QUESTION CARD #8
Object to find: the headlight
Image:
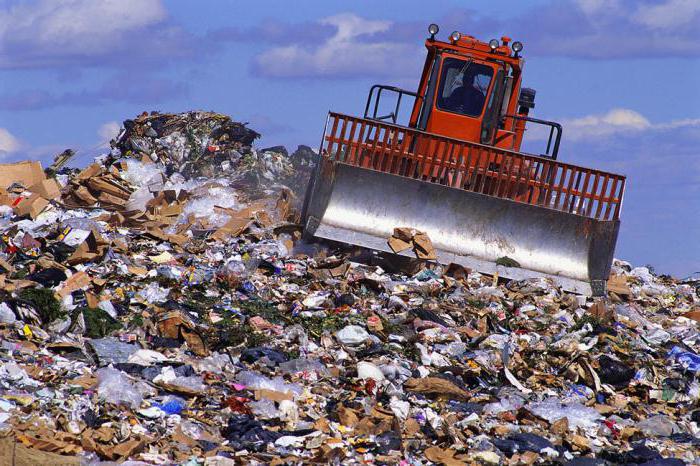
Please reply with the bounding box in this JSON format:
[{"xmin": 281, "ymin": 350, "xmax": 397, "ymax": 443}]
[
  {"xmin": 450, "ymin": 31, "xmax": 461, "ymax": 42},
  {"xmin": 428, "ymin": 24, "xmax": 439, "ymax": 36},
  {"xmin": 512, "ymin": 41, "xmax": 523, "ymax": 53},
  {"xmin": 489, "ymin": 39, "xmax": 499, "ymax": 50}
]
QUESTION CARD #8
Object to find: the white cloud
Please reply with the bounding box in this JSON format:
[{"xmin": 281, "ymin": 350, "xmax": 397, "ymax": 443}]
[
  {"xmin": 0, "ymin": 0, "xmax": 191, "ymax": 68},
  {"xmin": 564, "ymin": 108, "xmax": 651, "ymax": 140},
  {"xmin": 512, "ymin": 0, "xmax": 700, "ymax": 59},
  {"xmin": 0, "ymin": 127, "xmax": 21, "ymax": 155},
  {"xmin": 253, "ymin": 13, "xmax": 422, "ymax": 79},
  {"xmin": 98, "ymin": 121, "xmax": 121, "ymax": 144},
  {"xmin": 323, "ymin": 13, "xmax": 390, "ymax": 41},
  {"xmin": 575, "ymin": 0, "xmax": 622, "ymax": 16},
  {"xmin": 529, "ymin": 108, "xmax": 700, "ymax": 141},
  {"xmin": 0, "ymin": 0, "xmax": 165, "ymax": 52},
  {"xmin": 656, "ymin": 118, "xmax": 700, "ymax": 129},
  {"xmin": 633, "ymin": 0, "xmax": 700, "ymax": 29}
]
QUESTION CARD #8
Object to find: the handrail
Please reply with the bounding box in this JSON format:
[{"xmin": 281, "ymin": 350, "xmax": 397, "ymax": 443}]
[
  {"xmin": 321, "ymin": 112, "xmax": 625, "ymax": 221},
  {"xmin": 363, "ymin": 85, "xmax": 422, "ymax": 124},
  {"xmin": 503, "ymin": 114, "xmax": 562, "ymax": 160}
]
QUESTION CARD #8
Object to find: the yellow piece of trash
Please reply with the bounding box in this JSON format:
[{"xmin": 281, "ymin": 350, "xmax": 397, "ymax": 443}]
[
  {"xmin": 149, "ymin": 251, "xmax": 174, "ymax": 264},
  {"xmin": 22, "ymin": 324, "xmax": 33, "ymax": 339}
]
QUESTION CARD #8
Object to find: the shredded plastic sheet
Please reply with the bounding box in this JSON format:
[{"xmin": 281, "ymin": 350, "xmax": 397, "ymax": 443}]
[
  {"xmin": 181, "ymin": 185, "xmax": 240, "ymax": 227},
  {"xmin": 528, "ymin": 399, "xmax": 602, "ymax": 430},
  {"xmin": 235, "ymin": 371, "xmax": 302, "ymax": 396},
  {"xmin": 121, "ymin": 160, "xmax": 166, "ymax": 190}
]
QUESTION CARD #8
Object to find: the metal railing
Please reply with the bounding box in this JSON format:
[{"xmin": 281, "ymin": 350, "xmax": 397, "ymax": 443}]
[
  {"xmin": 363, "ymin": 85, "xmax": 421, "ymax": 124},
  {"xmin": 322, "ymin": 112, "xmax": 625, "ymax": 221},
  {"xmin": 503, "ymin": 114, "xmax": 562, "ymax": 159}
]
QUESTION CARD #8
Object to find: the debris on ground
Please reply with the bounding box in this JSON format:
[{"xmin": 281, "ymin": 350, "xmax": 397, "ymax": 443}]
[
  {"xmin": 388, "ymin": 227, "xmax": 437, "ymax": 260},
  {"xmin": 0, "ymin": 110, "xmax": 698, "ymax": 465}
]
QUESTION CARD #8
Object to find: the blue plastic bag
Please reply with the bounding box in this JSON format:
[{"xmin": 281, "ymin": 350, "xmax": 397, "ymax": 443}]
[
  {"xmin": 153, "ymin": 396, "xmax": 187, "ymax": 415},
  {"xmin": 668, "ymin": 346, "xmax": 700, "ymax": 372}
]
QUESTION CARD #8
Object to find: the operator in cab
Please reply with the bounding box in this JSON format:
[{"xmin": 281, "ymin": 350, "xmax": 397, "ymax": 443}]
[{"xmin": 438, "ymin": 60, "xmax": 492, "ymax": 117}]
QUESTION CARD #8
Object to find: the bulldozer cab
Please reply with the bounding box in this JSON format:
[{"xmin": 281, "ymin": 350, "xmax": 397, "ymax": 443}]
[
  {"xmin": 367, "ymin": 32, "xmax": 561, "ymax": 160},
  {"xmin": 302, "ymin": 26, "xmax": 626, "ymax": 296}
]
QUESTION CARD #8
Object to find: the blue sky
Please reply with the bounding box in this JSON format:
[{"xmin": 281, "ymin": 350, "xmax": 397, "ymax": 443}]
[{"xmin": 0, "ymin": 0, "xmax": 698, "ymax": 277}]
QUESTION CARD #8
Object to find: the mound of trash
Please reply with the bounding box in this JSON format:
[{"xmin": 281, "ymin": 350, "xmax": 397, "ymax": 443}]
[
  {"xmin": 0, "ymin": 111, "xmax": 698, "ymax": 465},
  {"xmin": 115, "ymin": 111, "xmax": 260, "ymax": 178}
]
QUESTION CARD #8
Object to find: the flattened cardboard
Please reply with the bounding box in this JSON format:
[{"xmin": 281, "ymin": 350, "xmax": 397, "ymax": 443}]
[
  {"xmin": 393, "ymin": 227, "xmax": 415, "ymax": 242},
  {"xmin": 413, "ymin": 232, "xmax": 437, "ymax": 260},
  {"xmin": 97, "ymin": 191, "xmax": 128, "ymax": 206},
  {"xmin": 75, "ymin": 163, "xmax": 102, "ymax": 181},
  {"xmin": 0, "ymin": 257, "xmax": 14, "ymax": 273},
  {"xmin": 388, "ymin": 227, "xmax": 436, "ymax": 259},
  {"xmin": 0, "ymin": 187, "xmax": 11, "ymax": 207},
  {"xmin": 29, "ymin": 178, "xmax": 61, "ymax": 200},
  {"xmin": 56, "ymin": 271, "xmax": 91, "ymax": 298},
  {"xmin": 145, "ymin": 227, "xmax": 188, "ymax": 246},
  {"xmin": 66, "ymin": 230, "xmax": 108, "ymax": 265},
  {"xmin": 0, "ymin": 161, "xmax": 45, "ymax": 190},
  {"xmin": 211, "ymin": 216, "xmax": 253, "ymax": 241},
  {"xmin": 73, "ymin": 186, "xmax": 97, "ymax": 204},
  {"xmin": 156, "ymin": 203, "xmax": 183, "ymax": 217},
  {"xmin": 254, "ymin": 388, "xmax": 293, "ymax": 402},
  {"xmin": 388, "ymin": 235, "xmax": 412, "ymax": 253},
  {"xmin": 86, "ymin": 177, "xmax": 130, "ymax": 199},
  {"xmin": 607, "ymin": 274, "xmax": 631, "ymax": 296}
]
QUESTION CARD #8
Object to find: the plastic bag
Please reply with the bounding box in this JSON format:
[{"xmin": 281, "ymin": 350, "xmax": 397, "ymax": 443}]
[
  {"xmin": 335, "ymin": 325, "xmax": 370, "ymax": 345},
  {"xmin": 250, "ymin": 240, "xmax": 289, "ymax": 259},
  {"xmin": 357, "ymin": 361, "xmax": 385, "ymax": 381},
  {"xmin": 88, "ymin": 338, "xmax": 139, "ymax": 365},
  {"xmin": 249, "ymin": 399, "xmax": 279, "ymax": 419},
  {"xmin": 668, "ymin": 346, "xmax": 700, "ymax": 372},
  {"xmin": 0, "ymin": 303, "xmax": 16, "ymax": 324},
  {"xmin": 235, "ymin": 371, "xmax": 301, "ymax": 396},
  {"xmin": 137, "ymin": 282, "xmax": 170, "ymax": 303},
  {"xmin": 127, "ymin": 349, "xmax": 168, "ymax": 366},
  {"xmin": 126, "ymin": 186, "xmax": 154, "ymax": 212},
  {"xmin": 153, "ymin": 366, "xmax": 207, "ymax": 392},
  {"xmin": 279, "ymin": 358, "xmax": 328, "ymax": 376},
  {"xmin": 153, "ymin": 396, "xmax": 187, "ymax": 415},
  {"xmin": 484, "ymin": 394, "xmax": 525, "ymax": 414},
  {"xmin": 528, "ymin": 399, "xmax": 601, "ymax": 430},
  {"xmin": 96, "ymin": 367, "xmax": 143, "ymax": 409}
]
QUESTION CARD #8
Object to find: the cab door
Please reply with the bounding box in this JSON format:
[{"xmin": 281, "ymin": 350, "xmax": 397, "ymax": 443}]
[
  {"xmin": 424, "ymin": 56, "xmax": 496, "ymax": 142},
  {"xmin": 416, "ymin": 56, "xmax": 497, "ymax": 179}
]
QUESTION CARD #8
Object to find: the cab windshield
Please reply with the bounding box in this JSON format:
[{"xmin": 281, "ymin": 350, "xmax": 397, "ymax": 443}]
[{"xmin": 436, "ymin": 58, "xmax": 494, "ymax": 117}]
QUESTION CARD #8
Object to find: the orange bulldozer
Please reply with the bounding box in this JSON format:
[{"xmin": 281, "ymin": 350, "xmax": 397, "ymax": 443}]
[{"xmin": 302, "ymin": 25, "xmax": 625, "ymax": 295}]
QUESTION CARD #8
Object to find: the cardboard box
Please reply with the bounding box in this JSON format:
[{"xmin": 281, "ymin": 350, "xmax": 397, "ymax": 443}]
[
  {"xmin": 75, "ymin": 163, "xmax": 102, "ymax": 182},
  {"xmin": 13, "ymin": 193, "xmax": 49, "ymax": 219},
  {"xmin": 0, "ymin": 187, "xmax": 11, "ymax": 207},
  {"xmin": 0, "ymin": 161, "xmax": 45, "ymax": 189},
  {"xmin": 29, "ymin": 178, "xmax": 61, "ymax": 200},
  {"xmin": 607, "ymin": 274, "xmax": 631, "ymax": 296}
]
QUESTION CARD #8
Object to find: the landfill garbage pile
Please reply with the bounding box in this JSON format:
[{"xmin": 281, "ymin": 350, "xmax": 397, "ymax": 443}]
[
  {"xmin": 0, "ymin": 111, "xmax": 699, "ymax": 465},
  {"xmin": 110, "ymin": 111, "xmax": 313, "ymax": 201},
  {"xmin": 114, "ymin": 111, "xmax": 260, "ymax": 180}
]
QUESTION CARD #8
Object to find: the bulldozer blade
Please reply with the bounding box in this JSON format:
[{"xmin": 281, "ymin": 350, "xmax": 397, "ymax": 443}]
[{"xmin": 302, "ymin": 158, "xmax": 620, "ymax": 296}]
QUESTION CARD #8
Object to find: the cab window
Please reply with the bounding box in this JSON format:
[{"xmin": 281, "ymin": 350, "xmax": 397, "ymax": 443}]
[{"xmin": 436, "ymin": 58, "xmax": 494, "ymax": 117}]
